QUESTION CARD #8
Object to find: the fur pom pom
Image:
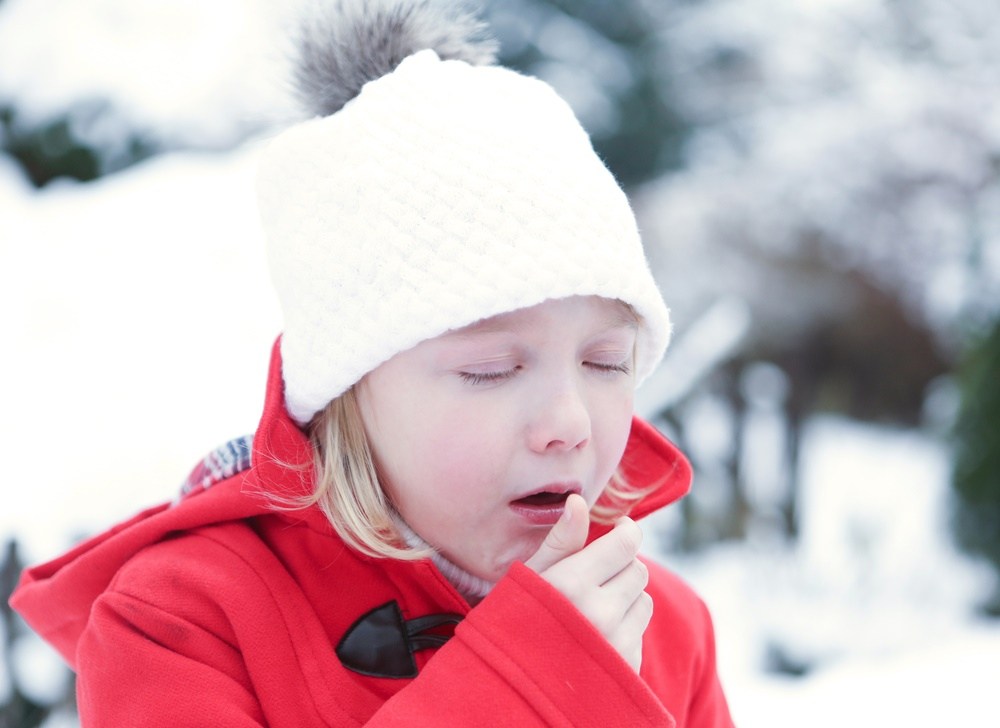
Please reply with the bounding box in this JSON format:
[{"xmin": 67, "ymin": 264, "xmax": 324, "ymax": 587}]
[{"xmin": 293, "ymin": 0, "xmax": 498, "ymax": 116}]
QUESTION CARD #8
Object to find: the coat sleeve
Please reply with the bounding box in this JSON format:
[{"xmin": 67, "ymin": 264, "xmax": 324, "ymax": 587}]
[
  {"xmin": 378, "ymin": 561, "xmax": 737, "ymax": 728},
  {"xmin": 369, "ymin": 563, "xmax": 676, "ymax": 727}
]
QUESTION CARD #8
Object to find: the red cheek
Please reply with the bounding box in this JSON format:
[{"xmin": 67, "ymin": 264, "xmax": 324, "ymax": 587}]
[{"xmin": 422, "ymin": 425, "xmax": 507, "ymax": 490}]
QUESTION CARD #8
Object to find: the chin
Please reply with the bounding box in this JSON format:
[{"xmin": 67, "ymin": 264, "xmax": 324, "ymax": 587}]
[{"xmin": 491, "ymin": 542, "xmax": 542, "ymax": 579}]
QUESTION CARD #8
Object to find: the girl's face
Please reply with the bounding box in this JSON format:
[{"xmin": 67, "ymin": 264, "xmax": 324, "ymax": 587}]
[{"xmin": 357, "ymin": 295, "xmax": 637, "ymax": 583}]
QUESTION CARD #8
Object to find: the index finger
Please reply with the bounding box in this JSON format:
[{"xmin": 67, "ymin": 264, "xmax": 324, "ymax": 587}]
[{"xmin": 558, "ymin": 517, "xmax": 643, "ymax": 586}]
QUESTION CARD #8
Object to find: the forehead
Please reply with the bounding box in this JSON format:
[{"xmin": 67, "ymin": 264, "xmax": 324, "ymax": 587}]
[{"xmin": 446, "ymin": 296, "xmax": 638, "ymax": 338}]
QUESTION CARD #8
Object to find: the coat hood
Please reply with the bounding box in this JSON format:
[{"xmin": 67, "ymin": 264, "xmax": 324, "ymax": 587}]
[{"xmin": 10, "ymin": 338, "xmax": 691, "ymax": 668}]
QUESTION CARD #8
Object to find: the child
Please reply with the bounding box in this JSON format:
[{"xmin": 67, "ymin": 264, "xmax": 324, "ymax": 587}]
[{"xmin": 11, "ymin": 2, "xmax": 734, "ymax": 725}]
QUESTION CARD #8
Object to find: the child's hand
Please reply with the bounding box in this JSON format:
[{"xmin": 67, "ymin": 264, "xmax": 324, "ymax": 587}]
[{"xmin": 523, "ymin": 494, "xmax": 652, "ymax": 673}]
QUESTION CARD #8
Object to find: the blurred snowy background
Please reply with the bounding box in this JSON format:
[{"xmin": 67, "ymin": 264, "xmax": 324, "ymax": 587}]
[{"xmin": 1, "ymin": 0, "xmax": 999, "ymax": 725}]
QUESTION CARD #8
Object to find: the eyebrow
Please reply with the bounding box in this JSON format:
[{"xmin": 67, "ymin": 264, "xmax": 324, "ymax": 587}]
[
  {"xmin": 448, "ymin": 304, "xmax": 639, "ymax": 339},
  {"xmin": 605, "ymin": 305, "xmax": 641, "ymax": 330}
]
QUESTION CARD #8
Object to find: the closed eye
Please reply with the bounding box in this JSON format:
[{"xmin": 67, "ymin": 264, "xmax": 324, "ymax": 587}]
[
  {"xmin": 585, "ymin": 361, "xmax": 632, "ymax": 376},
  {"xmin": 459, "ymin": 368, "xmax": 519, "ymax": 385}
]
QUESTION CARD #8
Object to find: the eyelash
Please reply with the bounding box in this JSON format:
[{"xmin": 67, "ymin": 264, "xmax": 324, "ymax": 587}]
[
  {"xmin": 458, "ymin": 369, "xmax": 519, "ymax": 385},
  {"xmin": 589, "ymin": 361, "xmax": 632, "ymax": 376},
  {"xmin": 458, "ymin": 361, "xmax": 631, "ymax": 385}
]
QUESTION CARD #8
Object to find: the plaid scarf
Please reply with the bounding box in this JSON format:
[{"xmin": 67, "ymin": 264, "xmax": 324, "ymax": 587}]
[{"xmin": 177, "ymin": 435, "xmax": 254, "ymax": 503}]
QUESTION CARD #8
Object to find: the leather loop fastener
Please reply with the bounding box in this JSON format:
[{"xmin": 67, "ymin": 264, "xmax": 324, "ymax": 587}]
[{"xmin": 336, "ymin": 601, "xmax": 463, "ymax": 678}]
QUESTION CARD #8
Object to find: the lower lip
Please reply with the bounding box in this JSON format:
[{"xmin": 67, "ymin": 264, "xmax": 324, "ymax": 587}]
[{"xmin": 509, "ymin": 502, "xmax": 567, "ymax": 526}]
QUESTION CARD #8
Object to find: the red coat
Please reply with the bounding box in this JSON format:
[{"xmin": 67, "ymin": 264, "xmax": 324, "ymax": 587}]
[{"xmin": 11, "ymin": 342, "xmax": 734, "ymax": 727}]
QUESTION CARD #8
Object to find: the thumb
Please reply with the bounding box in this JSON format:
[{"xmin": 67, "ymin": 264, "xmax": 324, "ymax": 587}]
[{"xmin": 524, "ymin": 493, "xmax": 590, "ymax": 574}]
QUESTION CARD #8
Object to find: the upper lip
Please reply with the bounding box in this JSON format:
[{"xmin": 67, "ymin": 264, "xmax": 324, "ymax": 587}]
[{"xmin": 510, "ymin": 481, "xmax": 582, "ymax": 502}]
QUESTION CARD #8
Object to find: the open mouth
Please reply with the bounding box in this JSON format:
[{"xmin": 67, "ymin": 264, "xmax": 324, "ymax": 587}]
[
  {"xmin": 509, "ymin": 485, "xmax": 580, "ymax": 525},
  {"xmin": 513, "ymin": 491, "xmax": 570, "ymax": 507}
]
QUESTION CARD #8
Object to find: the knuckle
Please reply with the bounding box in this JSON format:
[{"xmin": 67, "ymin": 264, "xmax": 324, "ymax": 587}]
[
  {"xmin": 612, "ymin": 520, "xmax": 641, "ymax": 560},
  {"xmin": 623, "ymin": 590, "xmax": 652, "ymax": 625},
  {"xmin": 638, "ymin": 591, "xmax": 654, "ymax": 621},
  {"xmin": 597, "ymin": 599, "xmax": 626, "ymax": 636},
  {"xmin": 619, "ymin": 627, "xmax": 645, "ymax": 673},
  {"xmin": 544, "ymin": 529, "xmax": 572, "ymax": 554},
  {"xmin": 562, "ymin": 578, "xmax": 588, "ymax": 605},
  {"xmin": 613, "ymin": 587, "xmax": 634, "ymax": 617},
  {"xmin": 616, "ymin": 581, "xmax": 644, "ymax": 618},
  {"xmin": 615, "ymin": 559, "xmax": 648, "ymax": 599},
  {"xmin": 631, "ymin": 559, "xmax": 649, "ymax": 589},
  {"xmin": 546, "ymin": 565, "xmax": 583, "ymax": 600}
]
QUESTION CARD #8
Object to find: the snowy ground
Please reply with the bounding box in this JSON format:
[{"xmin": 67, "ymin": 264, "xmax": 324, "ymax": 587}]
[
  {"xmin": 3, "ymin": 147, "xmax": 998, "ymax": 727},
  {"xmin": 650, "ymin": 417, "xmax": 1000, "ymax": 727}
]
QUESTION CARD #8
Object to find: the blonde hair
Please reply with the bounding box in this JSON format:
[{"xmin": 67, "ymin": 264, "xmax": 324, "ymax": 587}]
[{"xmin": 299, "ymin": 387, "xmax": 654, "ymax": 560}]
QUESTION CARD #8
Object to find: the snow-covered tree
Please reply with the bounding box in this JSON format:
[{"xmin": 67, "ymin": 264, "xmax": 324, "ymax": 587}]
[{"xmin": 639, "ymin": 0, "xmax": 999, "ymax": 348}]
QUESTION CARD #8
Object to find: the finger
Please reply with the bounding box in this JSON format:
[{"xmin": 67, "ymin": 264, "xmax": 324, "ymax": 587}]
[
  {"xmin": 565, "ymin": 517, "xmax": 642, "ymax": 585},
  {"xmin": 600, "ymin": 556, "xmax": 649, "ymax": 596},
  {"xmin": 618, "ymin": 585, "xmax": 653, "ymax": 631},
  {"xmin": 586, "ymin": 559, "xmax": 649, "ymax": 634},
  {"xmin": 617, "ymin": 590, "xmax": 653, "ymax": 672},
  {"xmin": 630, "ymin": 590, "xmax": 654, "ymax": 630},
  {"xmin": 524, "ymin": 493, "xmax": 590, "ymax": 573}
]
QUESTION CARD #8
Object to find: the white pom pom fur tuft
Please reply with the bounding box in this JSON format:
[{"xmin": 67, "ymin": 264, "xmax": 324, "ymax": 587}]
[{"xmin": 293, "ymin": 0, "xmax": 498, "ymax": 116}]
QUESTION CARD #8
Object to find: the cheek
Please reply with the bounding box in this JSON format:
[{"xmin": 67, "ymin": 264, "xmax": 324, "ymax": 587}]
[
  {"xmin": 447, "ymin": 410, "xmax": 512, "ymax": 471},
  {"xmin": 595, "ymin": 388, "xmax": 635, "ymax": 471},
  {"xmin": 392, "ymin": 400, "xmax": 508, "ymax": 500}
]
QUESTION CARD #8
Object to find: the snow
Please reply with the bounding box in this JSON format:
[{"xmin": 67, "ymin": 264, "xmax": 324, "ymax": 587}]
[
  {"xmin": 726, "ymin": 625, "xmax": 1000, "ymax": 727},
  {"xmin": 1, "ymin": 146, "xmax": 282, "ymax": 561},
  {"xmin": 0, "ymin": 0, "xmax": 298, "ymax": 147},
  {"xmin": 1, "ymin": 0, "xmax": 999, "ymax": 724},
  {"xmin": 660, "ymin": 418, "xmax": 999, "ymax": 726},
  {"xmin": 639, "ymin": 0, "xmax": 1000, "ymax": 344},
  {"xmin": 10, "ymin": 636, "xmax": 68, "ymax": 706}
]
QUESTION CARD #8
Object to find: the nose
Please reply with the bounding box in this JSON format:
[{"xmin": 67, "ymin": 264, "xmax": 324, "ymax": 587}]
[{"xmin": 526, "ymin": 381, "xmax": 592, "ymax": 453}]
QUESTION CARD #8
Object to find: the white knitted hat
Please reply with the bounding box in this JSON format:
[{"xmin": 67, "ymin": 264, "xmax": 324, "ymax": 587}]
[{"xmin": 257, "ymin": 2, "xmax": 671, "ymax": 425}]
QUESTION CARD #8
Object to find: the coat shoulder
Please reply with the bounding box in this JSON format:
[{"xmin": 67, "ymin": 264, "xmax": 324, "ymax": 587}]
[{"xmin": 103, "ymin": 519, "xmax": 286, "ymax": 633}]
